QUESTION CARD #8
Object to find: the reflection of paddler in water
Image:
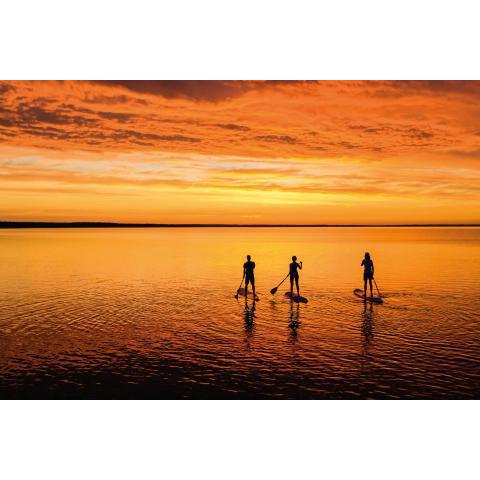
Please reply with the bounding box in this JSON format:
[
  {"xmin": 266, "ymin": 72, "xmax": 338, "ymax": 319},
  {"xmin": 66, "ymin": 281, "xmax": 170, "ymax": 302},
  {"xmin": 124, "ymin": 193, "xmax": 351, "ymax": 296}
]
[
  {"xmin": 361, "ymin": 301, "xmax": 374, "ymax": 355},
  {"xmin": 289, "ymin": 256, "xmax": 303, "ymax": 297},
  {"xmin": 244, "ymin": 301, "xmax": 255, "ymax": 349},
  {"xmin": 289, "ymin": 300, "xmax": 300, "ymax": 323},
  {"xmin": 288, "ymin": 302, "xmax": 300, "ymax": 340},
  {"xmin": 245, "ymin": 300, "xmax": 256, "ymax": 322},
  {"xmin": 361, "ymin": 252, "xmax": 374, "ymax": 299},
  {"xmin": 243, "ymin": 255, "xmax": 256, "ymax": 300},
  {"xmin": 289, "ymin": 301, "xmax": 300, "ymax": 327},
  {"xmin": 288, "ymin": 302, "xmax": 300, "ymax": 344}
]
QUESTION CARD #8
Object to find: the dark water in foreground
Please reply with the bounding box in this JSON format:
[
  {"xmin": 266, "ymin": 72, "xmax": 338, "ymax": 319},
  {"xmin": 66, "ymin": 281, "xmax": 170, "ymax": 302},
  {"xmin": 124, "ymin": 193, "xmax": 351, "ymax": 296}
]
[{"xmin": 0, "ymin": 227, "xmax": 479, "ymax": 399}]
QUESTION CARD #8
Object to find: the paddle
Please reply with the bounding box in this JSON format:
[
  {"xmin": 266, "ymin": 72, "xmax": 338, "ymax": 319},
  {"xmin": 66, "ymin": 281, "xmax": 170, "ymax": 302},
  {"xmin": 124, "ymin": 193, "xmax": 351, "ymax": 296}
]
[
  {"xmin": 270, "ymin": 272, "xmax": 290, "ymax": 295},
  {"xmin": 373, "ymin": 278, "xmax": 382, "ymax": 298},
  {"xmin": 234, "ymin": 274, "xmax": 245, "ymax": 299}
]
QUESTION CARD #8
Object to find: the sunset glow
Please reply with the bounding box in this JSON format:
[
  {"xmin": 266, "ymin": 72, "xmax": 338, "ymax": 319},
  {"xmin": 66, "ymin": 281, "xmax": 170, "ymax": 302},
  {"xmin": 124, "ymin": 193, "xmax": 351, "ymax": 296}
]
[{"xmin": 1, "ymin": 80, "xmax": 479, "ymax": 223}]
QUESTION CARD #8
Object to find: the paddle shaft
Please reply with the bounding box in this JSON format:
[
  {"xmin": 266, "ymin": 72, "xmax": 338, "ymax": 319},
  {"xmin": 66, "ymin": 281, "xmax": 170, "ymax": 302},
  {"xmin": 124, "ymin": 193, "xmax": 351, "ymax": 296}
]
[
  {"xmin": 373, "ymin": 278, "xmax": 381, "ymax": 297},
  {"xmin": 235, "ymin": 273, "xmax": 245, "ymax": 297},
  {"xmin": 272, "ymin": 272, "xmax": 290, "ymax": 292}
]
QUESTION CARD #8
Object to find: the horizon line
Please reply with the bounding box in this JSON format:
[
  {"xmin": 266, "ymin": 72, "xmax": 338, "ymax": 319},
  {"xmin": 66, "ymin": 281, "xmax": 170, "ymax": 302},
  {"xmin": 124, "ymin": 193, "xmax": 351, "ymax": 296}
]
[{"xmin": 1, "ymin": 221, "xmax": 480, "ymax": 229}]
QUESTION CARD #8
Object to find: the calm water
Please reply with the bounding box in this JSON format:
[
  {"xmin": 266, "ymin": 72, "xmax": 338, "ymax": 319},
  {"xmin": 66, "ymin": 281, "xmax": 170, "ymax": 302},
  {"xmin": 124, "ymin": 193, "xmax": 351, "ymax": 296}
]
[{"xmin": 0, "ymin": 227, "xmax": 479, "ymax": 399}]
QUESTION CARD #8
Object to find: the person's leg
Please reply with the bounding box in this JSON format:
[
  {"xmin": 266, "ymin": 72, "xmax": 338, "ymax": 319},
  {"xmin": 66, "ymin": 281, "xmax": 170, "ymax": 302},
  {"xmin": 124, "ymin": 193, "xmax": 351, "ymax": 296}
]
[
  {"xmin": 290, "ymin": 276, "xmax": 294, "ymax": 296},
  {"xmin": 364, "ymin": 276, "xmax": 367, "ymax": 298},
  {"xmin": 245, "ymin": 277, "xmax": 250, "ymax": 297},
  {"xmin": 251, "ymin": 277, "xmax": 256, "ymax": 298},
  {"xmin": 369, "ymin": 277, "xmax": 373, "ymax": 297},
  {"xmin": 295, "ymin": 276, "xmax": 300, "ymax": 296}
]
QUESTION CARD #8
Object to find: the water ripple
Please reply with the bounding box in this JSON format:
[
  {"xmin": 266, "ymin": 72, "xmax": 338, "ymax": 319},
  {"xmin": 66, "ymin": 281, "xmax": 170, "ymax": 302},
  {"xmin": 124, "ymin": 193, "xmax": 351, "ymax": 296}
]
[{"xmin": 0, "ymin": 227, "xmax": 479, "ymax": 398}]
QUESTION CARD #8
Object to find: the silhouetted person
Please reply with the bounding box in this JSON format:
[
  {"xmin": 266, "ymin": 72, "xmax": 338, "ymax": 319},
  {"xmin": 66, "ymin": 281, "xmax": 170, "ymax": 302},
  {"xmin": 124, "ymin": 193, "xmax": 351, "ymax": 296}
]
[
  {"xmin": 289, "ymin": 256, "xmax": 302, "ymax": 297},
  {"xmin": 243, "ymin": 255, "xmax": 256, "ymax": 299},
  {"xmin": 361, "ymin": 252, "xmax": 374, "ymax": 298}
]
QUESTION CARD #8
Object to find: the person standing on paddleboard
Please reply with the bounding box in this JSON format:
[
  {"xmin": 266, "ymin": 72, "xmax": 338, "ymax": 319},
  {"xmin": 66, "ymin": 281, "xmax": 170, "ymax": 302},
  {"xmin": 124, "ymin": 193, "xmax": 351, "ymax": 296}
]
[
  {"xmin": 289, "ymin": 256, "xmax": 302, "ymax": 297},
  {"xmin": 243, "ymin": 255, "xmax": 256, "ymax": 300},
  {"xmin": 361, "ymin": 252, "xmax": 374, "ymax": 299}
]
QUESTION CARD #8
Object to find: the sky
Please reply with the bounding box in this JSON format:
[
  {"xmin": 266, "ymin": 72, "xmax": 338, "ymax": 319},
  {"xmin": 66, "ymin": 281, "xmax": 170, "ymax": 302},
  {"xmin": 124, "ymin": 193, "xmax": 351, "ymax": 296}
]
[{"xmin": 0, "ymin": 80, "xmax": 479, "ymax": 224}]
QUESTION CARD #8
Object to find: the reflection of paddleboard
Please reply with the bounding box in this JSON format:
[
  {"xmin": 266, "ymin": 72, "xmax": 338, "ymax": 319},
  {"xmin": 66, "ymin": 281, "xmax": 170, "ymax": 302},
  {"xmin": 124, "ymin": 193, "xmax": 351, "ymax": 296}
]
[
  {"xmin": 354, "ymin": 288, "xmax": 383, "ymax": 304},
  {"xmin": 237, "ymin": 288, "xmax": 260, "ymax": 301},
  {"xmin": 285, "ymin": 292, "xmax": 308, "ymax": 303}
]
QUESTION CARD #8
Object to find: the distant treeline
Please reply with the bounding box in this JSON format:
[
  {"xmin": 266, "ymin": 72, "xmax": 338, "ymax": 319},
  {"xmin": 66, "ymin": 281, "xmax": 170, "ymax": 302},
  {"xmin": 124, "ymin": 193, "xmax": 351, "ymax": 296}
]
[{"xmin": 1, "ymin": 222, "xmax": 479, "ymax": 229}]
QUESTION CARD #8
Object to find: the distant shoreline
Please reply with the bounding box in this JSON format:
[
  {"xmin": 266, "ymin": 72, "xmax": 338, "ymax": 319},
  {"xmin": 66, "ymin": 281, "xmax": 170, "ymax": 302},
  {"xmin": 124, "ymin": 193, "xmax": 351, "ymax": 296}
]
[{"xmin": 1, "ymin": 221, "xmax": 479, "ymax": 229}]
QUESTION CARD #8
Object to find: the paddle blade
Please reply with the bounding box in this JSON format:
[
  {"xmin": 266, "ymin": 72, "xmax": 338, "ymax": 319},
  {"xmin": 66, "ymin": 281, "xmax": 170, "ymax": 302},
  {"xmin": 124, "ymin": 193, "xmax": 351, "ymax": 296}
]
[{"xmin": 270, "ymin": 287, "xmax": 278, "ymax": 295}]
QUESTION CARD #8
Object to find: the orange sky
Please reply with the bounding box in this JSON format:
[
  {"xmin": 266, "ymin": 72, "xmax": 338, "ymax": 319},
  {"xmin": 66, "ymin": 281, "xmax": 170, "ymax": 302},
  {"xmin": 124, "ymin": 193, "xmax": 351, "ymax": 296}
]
[{"xmin": 1, "ymin": 80, "xmax": 479, "ymax": 223}]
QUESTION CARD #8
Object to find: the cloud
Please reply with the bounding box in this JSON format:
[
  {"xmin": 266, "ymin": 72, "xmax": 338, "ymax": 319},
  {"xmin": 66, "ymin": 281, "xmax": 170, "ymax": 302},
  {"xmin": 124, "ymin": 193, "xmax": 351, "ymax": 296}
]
[
  {"xmin": 16, "ymin": 104, "xmax": 99, "ymax": 126},
  {"xmin": 215, "ymin": 123, "xmax": 250, "ymax": 131},
  {"xmin": 94, "ymin": 80, "xmax": 257, "ymax": 102},
  {"xmin": 114, "ymin": 130, "xmax": 201, "ymax": 143},
  {"xmin": 96, "ymin": 111, "xmax": 137, "ymax": 122},
  {"xmin": 405, "ymin": 128, "xmax": 434, "ymax": 139},
  {"xmin": 255, "ymin": 135, "xmax": 298, "ymax": 144},
  {"xmin": 448, "ymin": 149, "xmax": 480, "ymax": 159},
  {"xmin": 349, "ymin": 125, "xmax": 386, "ymax": 134},
  {"xmin": 211, "ymin": 166, "xmax": 300, "ymax": 177},
  {"xmin": 366, "ymin": 80, "xmax": 480, "ymax": 98},
  {"xmin": 83, "ymin": 93, "xmax": 148, "ymax": 106},
  {"xmin": 93, "ymin": 80, "xmax": 316, "ymax": 102},
  {"xmin": 0, "ymin": 83, "xmax": 16, "ymax": 96},
  {"xmin": 1, "ymin": 80, "xmax": 477, "ymax": 160},
  {"xmin": 1, "ymin": 80, "xmax": 480, "ymax": 224}
]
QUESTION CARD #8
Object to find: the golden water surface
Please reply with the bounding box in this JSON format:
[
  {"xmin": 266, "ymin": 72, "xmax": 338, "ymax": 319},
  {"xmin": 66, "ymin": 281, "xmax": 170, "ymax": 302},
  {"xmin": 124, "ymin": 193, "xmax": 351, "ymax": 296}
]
[{"xmin": 0, "ymin": 227, "xmax": 479, "ymax": 398}]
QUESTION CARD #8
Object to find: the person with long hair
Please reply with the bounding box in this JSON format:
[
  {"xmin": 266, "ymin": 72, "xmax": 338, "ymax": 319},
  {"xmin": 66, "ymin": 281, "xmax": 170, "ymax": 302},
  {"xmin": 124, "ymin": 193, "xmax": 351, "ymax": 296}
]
[{"xmin": 361, "ymin": 252, "xmax": 374, "ymax": 299}]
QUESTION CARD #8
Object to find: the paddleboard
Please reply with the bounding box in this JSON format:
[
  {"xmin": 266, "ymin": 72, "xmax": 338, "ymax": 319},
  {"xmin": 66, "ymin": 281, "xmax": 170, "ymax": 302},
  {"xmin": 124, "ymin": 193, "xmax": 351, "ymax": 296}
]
[
  {"xmin": 354, "ymin": 288, "xmax": 383, "ymax": 304},
  {"xmin": 285, "ymin": 292, "xmax": 308, "ymax": 303},
  {"xmin": 236, "ymin": 288, "xmax": 260, "ymax": 301}
]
